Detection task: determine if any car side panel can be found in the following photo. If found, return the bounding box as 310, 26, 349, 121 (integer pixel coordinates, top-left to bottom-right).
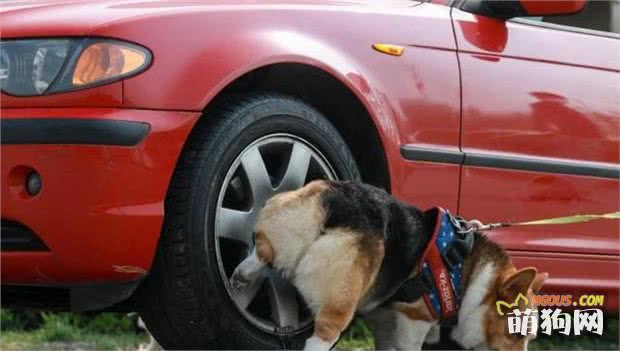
1, 2, 462, 283
453, 10, 620, 310
95, 2, 462, 210
511, 251, 619, 311
454, 10, 620, 255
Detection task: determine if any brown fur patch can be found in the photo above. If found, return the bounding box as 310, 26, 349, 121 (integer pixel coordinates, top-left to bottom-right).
500, 267, 537, 301
531, 272, 548, 294
257, 180, 327, 220
298, 179, 329, 198
299, 229, 385, 344
392, 299, 434, 322
457, 234, 540, 350
460, 234, 510, 293
254, 230, 274, 264
314, 303, 357, 343
355, 234, 385, 296
482, 265, 541, 350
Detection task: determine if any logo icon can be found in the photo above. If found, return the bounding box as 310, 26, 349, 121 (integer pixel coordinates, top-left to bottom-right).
496, 293, 529, 316
496, 292, 605, 336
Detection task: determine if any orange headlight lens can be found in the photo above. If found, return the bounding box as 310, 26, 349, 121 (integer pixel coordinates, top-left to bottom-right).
72, 42, 149, 86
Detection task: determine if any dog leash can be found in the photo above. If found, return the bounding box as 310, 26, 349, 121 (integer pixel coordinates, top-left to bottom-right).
452, 211, 620, 233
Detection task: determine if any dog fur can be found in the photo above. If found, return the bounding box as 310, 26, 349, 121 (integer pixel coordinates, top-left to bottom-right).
230, 180, 547, 351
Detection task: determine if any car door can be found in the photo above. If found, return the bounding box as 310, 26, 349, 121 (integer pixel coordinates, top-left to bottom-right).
452, 3, 620, 305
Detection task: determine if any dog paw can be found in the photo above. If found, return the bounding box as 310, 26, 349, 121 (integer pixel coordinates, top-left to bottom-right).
303, 336, 332, 351
229, 270, 250, 293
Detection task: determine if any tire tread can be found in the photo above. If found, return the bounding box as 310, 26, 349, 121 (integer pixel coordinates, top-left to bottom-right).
138, 93, 360, 349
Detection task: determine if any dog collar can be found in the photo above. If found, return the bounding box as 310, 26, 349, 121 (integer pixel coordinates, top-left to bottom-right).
421, 208, 474, 320
389, 207, 474, 322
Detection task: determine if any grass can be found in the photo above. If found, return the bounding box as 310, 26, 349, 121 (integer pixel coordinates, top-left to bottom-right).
529, 317, 619, 351
0, 309, 148, 350
1, 309, 618, 350
335, 316, 620, 351
336, 318, 375, 350
0, 331, 148, 350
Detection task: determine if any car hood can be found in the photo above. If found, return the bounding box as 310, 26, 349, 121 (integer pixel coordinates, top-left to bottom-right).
1, 0, 408, 38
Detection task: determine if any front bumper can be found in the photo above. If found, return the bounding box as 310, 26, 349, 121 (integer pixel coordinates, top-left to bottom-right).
1, 108, 199, 285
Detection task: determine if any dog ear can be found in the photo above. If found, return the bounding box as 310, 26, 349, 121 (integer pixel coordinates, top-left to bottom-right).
500, 267, 537, 300
531, 272, 548, 294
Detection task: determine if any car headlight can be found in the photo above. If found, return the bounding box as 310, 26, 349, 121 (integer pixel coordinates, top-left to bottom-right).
0, 38, 151, 96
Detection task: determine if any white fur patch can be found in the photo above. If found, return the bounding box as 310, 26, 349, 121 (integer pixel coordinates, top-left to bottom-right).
451, 262, 496, 349
255, 193, 324, 278
524, 337, 530, 351
424, 324, 441, 344
303, 335, 332, 351
229, 249, 266, 292
239, 250, 264, 274
394, 312, 434, 350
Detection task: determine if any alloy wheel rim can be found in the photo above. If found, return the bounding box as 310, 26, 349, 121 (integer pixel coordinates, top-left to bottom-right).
213, 133, 336, 334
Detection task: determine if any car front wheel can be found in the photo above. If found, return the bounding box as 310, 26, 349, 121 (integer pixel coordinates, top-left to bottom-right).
137, 94, 360, 349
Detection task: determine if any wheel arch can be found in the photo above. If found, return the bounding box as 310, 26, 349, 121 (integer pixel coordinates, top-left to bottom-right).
200, 62, 392, 192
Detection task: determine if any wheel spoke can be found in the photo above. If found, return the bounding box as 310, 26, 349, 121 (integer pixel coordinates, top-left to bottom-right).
233, 270, 267, 310
217, 207, 253, 244
241, 146, 274, 204
217, 135, 337, 332
277, 142, 311, 191
267, 271, 299, 328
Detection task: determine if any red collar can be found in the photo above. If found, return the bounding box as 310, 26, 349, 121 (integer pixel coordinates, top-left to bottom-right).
418, 208, 467, 320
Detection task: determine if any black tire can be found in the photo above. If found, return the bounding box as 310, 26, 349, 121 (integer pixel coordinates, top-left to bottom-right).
137, 94, 360, 349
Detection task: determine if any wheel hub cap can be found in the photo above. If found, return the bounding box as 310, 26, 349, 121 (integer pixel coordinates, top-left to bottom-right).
213, 134, 336, 334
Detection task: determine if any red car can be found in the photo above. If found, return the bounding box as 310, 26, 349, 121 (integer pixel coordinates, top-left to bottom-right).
1, 0, 618, 348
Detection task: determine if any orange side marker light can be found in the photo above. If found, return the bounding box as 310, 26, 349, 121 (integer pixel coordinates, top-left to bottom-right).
372, 43, 405, 56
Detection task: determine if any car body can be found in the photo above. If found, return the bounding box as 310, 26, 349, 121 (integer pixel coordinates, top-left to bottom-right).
1, 0, 618, 327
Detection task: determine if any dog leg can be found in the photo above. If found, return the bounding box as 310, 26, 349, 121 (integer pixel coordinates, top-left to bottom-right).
296, 229, 382, 351
364, 307, 397, 350
230, 231, 274, 292
424, 324, 441, 344
304, 302, 357, 351
229, 250, 264, 292
393, 311, 434, 351
388, 299, 436, 350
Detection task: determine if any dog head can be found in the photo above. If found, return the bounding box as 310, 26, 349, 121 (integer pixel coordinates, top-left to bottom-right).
485, 266, 547, 351
451, 261, 547, 351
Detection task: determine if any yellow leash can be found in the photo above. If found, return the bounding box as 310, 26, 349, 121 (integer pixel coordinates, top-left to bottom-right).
512, 211, 620, 226
462, 211, 620, 232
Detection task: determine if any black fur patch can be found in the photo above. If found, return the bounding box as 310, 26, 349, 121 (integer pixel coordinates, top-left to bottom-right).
320, 181, 435, 304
